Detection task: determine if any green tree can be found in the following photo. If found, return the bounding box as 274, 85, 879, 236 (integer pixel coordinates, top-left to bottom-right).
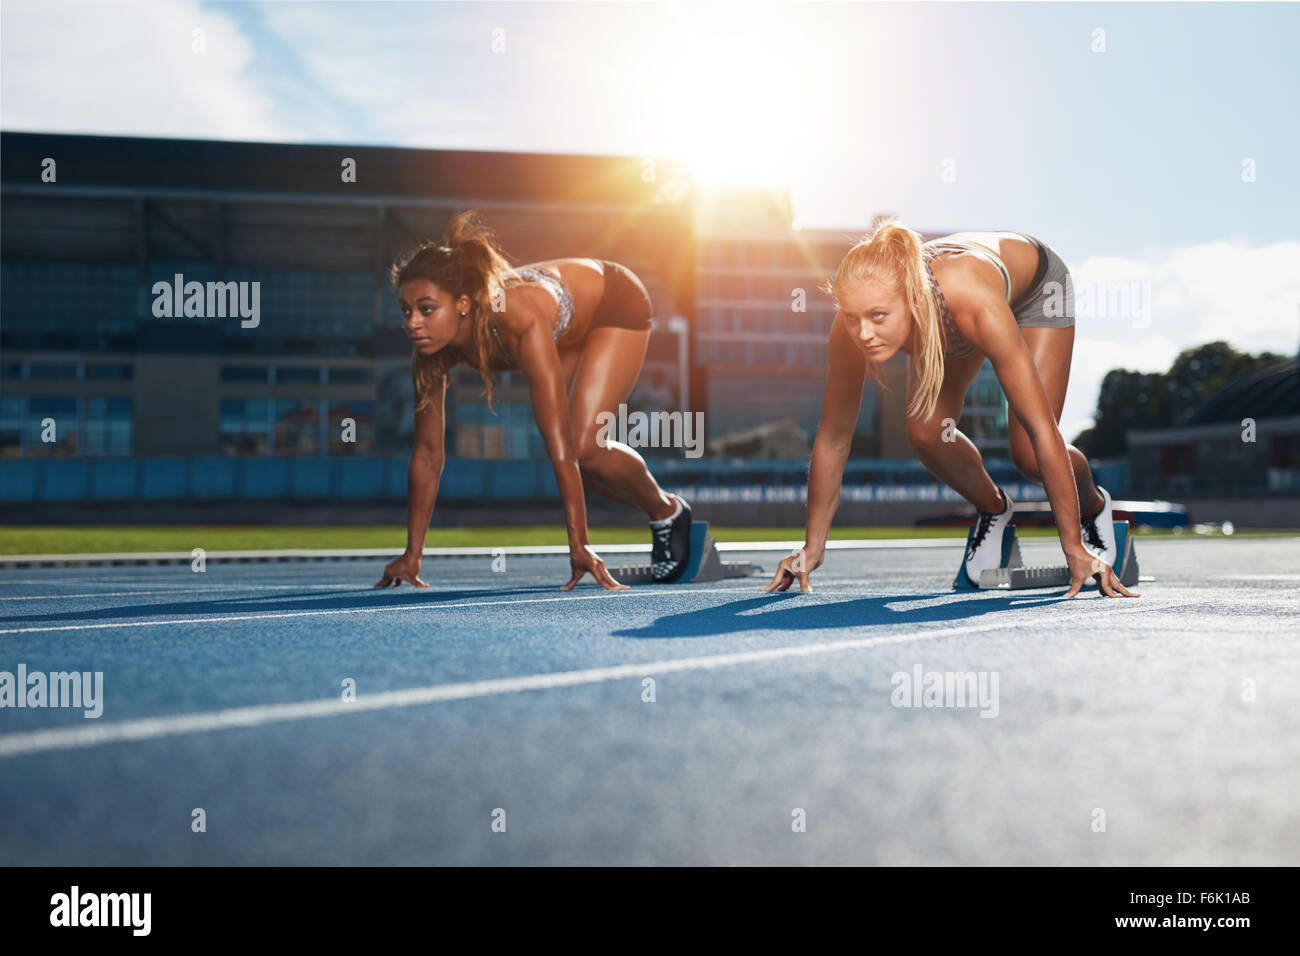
1075, 369, 1164, 457
1153, 341, 1286, 426
1074, 342, 1288, 456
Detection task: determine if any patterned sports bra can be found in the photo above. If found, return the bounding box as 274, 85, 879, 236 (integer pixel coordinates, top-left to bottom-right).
923, 236, 1015, 358
488, 267, 574, 367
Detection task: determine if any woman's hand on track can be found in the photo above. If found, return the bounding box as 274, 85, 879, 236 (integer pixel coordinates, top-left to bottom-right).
1065, 548, 1139, 599
375, 552, 429, 588
562, 545, 629, 591
762, 547, 821, 593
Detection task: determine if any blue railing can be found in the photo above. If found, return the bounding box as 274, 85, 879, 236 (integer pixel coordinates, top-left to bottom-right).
0, 457, 556, 502
0, 456, 1130, 503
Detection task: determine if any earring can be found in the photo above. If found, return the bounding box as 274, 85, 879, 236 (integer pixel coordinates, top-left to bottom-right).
460, 312, 467, 317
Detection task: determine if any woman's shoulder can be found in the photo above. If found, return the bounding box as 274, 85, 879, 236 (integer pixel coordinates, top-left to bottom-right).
927, 245, 1004, 301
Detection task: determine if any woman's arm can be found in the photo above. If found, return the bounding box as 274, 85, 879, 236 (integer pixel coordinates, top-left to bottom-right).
376, 369, 445, 587
765, 312, 865, 592
807, 312, 868, 557
510, 311, 626, 590
405, 372, 446, 557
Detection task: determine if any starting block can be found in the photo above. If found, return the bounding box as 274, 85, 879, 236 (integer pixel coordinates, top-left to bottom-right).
608, 521, 759, 585
953, 521, 1140, 590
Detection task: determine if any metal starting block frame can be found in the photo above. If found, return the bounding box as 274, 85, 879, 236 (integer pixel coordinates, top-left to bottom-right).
953, 521, 1140, 590
608, 522, 758, 585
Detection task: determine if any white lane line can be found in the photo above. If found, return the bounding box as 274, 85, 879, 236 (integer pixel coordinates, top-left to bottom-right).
0, 600, 1193, 758
0, 538, 963, 566
1209, 574, 1300, 582
0, 584, 764, 635
0, 585, 365, 602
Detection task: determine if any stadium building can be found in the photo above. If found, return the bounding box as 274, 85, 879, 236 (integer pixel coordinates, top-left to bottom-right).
1125, 358, 1300, 524
0, 130, 695, 465
2, 130, 1018, 524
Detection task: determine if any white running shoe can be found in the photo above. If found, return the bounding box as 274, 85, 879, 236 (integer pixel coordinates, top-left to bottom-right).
964, 487, 1015, 586
1080, 485, 1118, 570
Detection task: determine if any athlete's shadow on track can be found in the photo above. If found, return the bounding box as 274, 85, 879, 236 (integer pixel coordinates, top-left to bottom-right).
0, 585, 574, 626
614, 591, 1068, 639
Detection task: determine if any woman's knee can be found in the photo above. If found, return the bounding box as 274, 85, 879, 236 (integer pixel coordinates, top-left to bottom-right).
572, 429, 610, 471
1009, 438, 1040, 483
906, 416, 952, 454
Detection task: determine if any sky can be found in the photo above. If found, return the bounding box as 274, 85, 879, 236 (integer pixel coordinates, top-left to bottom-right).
2, 0, 1297, 441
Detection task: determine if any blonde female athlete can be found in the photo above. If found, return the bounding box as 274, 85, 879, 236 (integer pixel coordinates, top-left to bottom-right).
375, 212, 692, 590
764, 220, 1138, 599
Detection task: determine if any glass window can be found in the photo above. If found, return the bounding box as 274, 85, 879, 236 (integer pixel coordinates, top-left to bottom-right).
1, 262, 137, 338
276, 366, 322, 384
0, 397, 22, 458
328, 401, 374, 454
26, 396, 79, 456
221, 365, 270, 383
28, 363, 79, 380
273, 400, 323, 456
219, 398, 270, 455
86, 364, 134, 381
327, 366, 373, 385
86, 397, 133, 456
228, 268, 372, 339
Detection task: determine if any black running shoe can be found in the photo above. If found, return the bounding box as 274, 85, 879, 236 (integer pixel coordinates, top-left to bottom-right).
650, 495, 692, 582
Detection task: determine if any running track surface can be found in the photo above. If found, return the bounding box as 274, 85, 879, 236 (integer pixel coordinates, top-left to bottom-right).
1, 535, 1297, 865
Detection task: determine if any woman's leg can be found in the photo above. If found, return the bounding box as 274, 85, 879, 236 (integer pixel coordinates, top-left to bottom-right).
557, 343, 641, 510
557, 343, 637, 509
1006, 325, 1105, 515
567, 325, 677, 521
906, 351, 1003, 513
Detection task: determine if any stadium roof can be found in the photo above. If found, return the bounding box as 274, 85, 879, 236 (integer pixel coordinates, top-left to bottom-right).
1185, 358, 1300, 425
0, 131, 691, 209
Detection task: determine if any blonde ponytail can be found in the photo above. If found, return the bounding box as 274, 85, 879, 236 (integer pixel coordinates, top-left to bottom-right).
824, 218, 946, 423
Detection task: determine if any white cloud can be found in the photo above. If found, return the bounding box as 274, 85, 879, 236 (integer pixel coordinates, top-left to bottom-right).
1061, 240, 1298, 443
1063, 333, 1182, 443
1167, 241, 1300, 354
0, 0, 280, 140
1072, 239, 1300, 356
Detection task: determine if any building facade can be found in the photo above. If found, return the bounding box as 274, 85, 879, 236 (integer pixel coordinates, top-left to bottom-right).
2, 132, 1014, 495
1, 131, 695, 462
1127, 359, 1300, 497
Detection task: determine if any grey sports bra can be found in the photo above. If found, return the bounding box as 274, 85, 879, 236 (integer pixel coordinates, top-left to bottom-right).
488, 267, 574, 366
923, 236, 1015, 358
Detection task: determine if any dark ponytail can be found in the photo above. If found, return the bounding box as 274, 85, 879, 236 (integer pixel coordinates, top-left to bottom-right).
390, 210, 516, 412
